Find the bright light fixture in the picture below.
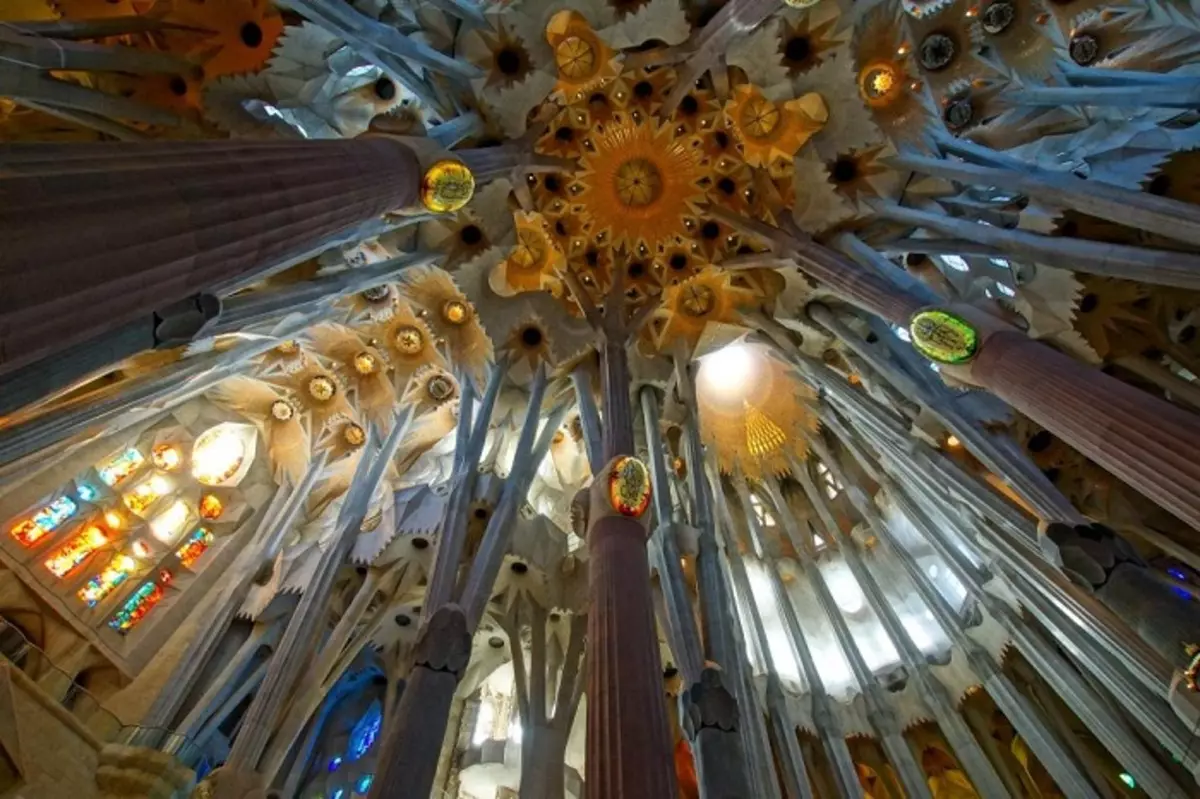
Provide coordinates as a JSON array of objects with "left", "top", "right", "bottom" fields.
[{"left": 697, "top": 341, "right": 760, "bottom": 406}]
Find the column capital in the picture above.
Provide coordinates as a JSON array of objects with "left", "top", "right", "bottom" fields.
[
  {"left": 413, "top": 604, "right": 473, "bottom": 679},
  {"left": 682, "top": 667, "right": 740, "bottom": 736}
]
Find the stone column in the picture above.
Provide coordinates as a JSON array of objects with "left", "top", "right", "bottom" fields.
[
  {"left": 583, "top": 317, "right": 678, "bottom": 796},
  {"left": 369, "top": 605, "right": 473, "bottom": 799},
  {"left": 894, "top": 149, "right": 1200, "bottom": 249},
  {"left": 586, "top": 510, "right": 678, "bottom": 798},
  {"left": 766, "top": 565, "right": 864, "bottom": 799},
  {"left": 872, "top": 201, "right": 1200, "bottom": 289},
  {"left": 641, "top": 386, "right": 704, "bottom": 685},
  {"left": 960, "top": 329, "right": 1200, "bottom": 535},
  {"left": 0, "top": 137, "right": 424, "bottom": 377}
]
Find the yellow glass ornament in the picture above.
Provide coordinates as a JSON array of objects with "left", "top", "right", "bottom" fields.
[
  {"left": 442, "top": 300, "right": 470, "bottom": 325},
  {"left": 608, "top": 456, "right": 652, "bottom": 518},
  {"left": 421, "top": 160, "right": 476, "bottom": 213}
]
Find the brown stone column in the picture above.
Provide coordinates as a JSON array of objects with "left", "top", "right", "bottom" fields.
[
  {"left": 968, "top": 330, "right": 1200, "bottom": 532},
  {"left": 587, "top": 513, "right": 678, "bottom": 797},
  {"left": 585, "top": 336, "right": 677, "bottom": 797},
  {"left": 0, "top": 138, "right": 422, "bottom": 376}
]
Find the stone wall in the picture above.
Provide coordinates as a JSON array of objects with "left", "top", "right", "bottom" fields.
[{"left": 0, "top": 660, "right": 103, "bottom": 799}]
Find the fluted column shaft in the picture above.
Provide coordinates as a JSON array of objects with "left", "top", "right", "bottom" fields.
[
  {"left": 586, "top": 515, "right": 678, "bottom": 797},
  {"left": 969, "top": 330, "right": 1200, "bottom": 538},
  {"left": 586, "top": 324, "right": 677, "bottom": 797},
  {"left": 0, "top": 138, "right": 421, "bottom": 376}
]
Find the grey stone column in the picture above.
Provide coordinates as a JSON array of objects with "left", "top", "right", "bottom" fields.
[
  {"left": 896, "top": 145, "right": 1200, "bottom": 249},
  {"left": 641, "top": 387, "right": 704, "bottom": 685},
  {"left": 224, "top": 417, "right": 409, "bottom": 780},
  {"left": 840, "top": 542, "right": 1010, "bottom": 798},
  {"left": 864, "top": 480, "right": 1107, "bottom": 799},
  {"left": 724, "top": 548, "right": 811, "bottom": 799},
  {"left": 765, "top": 564, "right": 865, "bottom": 799}
]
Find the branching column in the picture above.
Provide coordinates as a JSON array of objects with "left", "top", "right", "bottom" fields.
[
  {"left": 557, "top": 271, "right": 677, "bottom": 797},
  {"left": 0, "top": 138, "right": 422, "bottom": 377}
]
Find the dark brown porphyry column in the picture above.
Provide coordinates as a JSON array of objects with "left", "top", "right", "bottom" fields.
[{"left": 0, "top": 138, "right": 422, "bottom": 376}]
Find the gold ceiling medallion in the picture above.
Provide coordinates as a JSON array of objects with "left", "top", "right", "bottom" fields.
[
  {"left": 270, "top": 399, "right": 295, "bottom": 421},
  {"left": 608, "top": 456, "right": 652, "bottom": 518},
  {"left": 421, "top": 160, "right": 476, "bottom": 214},
  {"left": 393, "top": 325, "right": 425, "bottom": 355},
  {"left": 614, "top": 158, "right": 663, "bottom": 207},
  {"left": 442, "top": 300, "right": 470, "bottom": 325},
  {"left": 307, "top": 375, "right": 337, "bottom": 402},
  {"left": 574, "top": 117, "right": 706, "bottom": 251},
  {"left": 353, "top": 351, "right": 380, "bottom": 375},
  {"left": 725, "top": 85, "right": 828, "bottom": 167},
  {"left": 546, "top": 11, "right": 620, "bottom": 101},
  {"left": 343, "top": 423, "right": 367, "bottom": 447},
  {"left": 858, "top": 62, "right": 901, "bottom": 107}
]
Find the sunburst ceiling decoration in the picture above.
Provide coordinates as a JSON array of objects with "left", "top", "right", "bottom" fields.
[{"left": 572, "top": 115, "right": 708, "bottom": 252}]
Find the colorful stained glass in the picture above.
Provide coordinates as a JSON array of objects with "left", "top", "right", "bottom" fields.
[
  {"left": 198, "top": 494, "right": 223, "bottom": 520},
  {"left": 123, "top": 475, "right": 172, "bottom": 515},
  {"left": 176, "top": 528, "right": 213, "bottom": 568},
  {"left": 329, "top": 756, "right": 343, "bottom": 773},
  {"left": 150, "top": 500, "right": 191, "bottom": 543},
  {"left": 77, "top": 484, "right": 99, "bottom": 502},
  {"left": 79, "top": 555, "right": 137, "bottom": 606},
  {"left": 191, "top": 424, "right": 250, "bottom": 486},
  {"left": 151, "top": 444, "right": 182, "bottom": 471},
  {"left": 349, "top": 703, "right": 382, "bottom": 760},
  {"left": 607, "top": 456, "right": 652, "bottom": 518},
  {"left": 45, "top": 524, "right": 108, "bottom": 578},
  {"left": 98, "top": 448, "right": 145, "bottom": 488},
  {"left": 908, "top": 309, "right": 979, "bottom": 365},
  {"left": 355, "top": 775, "right": 373, "bottom": 794},
  {"left": 109, "top": 580, "right": 165, "bottom": 633},
  {"left": 10, "top": 495, "right": 78, "bottom": 546}
]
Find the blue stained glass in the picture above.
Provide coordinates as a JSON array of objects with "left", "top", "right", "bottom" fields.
[
  {"left": 1173, "top": 587, "right": 1192, "bottom": 601},
  {"left": 328, "top": 755, "right": 342, "bottom": 773},
  {"left": 77, "top": 484, "right": 99, "bottom": 502},
  {"left": 1169, "top": 567, "right": 1188, "bottom": 580},
  {"left": 33, "top": 496, "right": 77, "bottom": 531},
  {"left": 331, "top": 790, "right": 345, "bottom": 799},
  {"left": 349, "top": 703, "right": 382, "bottom": 761},
  {"left": 355, "top": 775, "right": 373, "bottom": 794}
]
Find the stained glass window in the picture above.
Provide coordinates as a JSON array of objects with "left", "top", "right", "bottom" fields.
[
  {"left": 176, "top": 528, "right": 213, "bottom": 569},
  {"left": 329, "top": 755, "right": 342, "bottom": 773},
  {"left": 123, "top": 475, "right": 172, "bottom": 515},
  {"left": 349, "top": 703, "right": 382, "bottom": 760},
  {"left": 79, "top": 554, "right": 137, "bottom": 606},
  {"left": 109, "top": 577, "right": 167, "bottom": 633},
  {"left": 77, "top": 484, "right": 99, "bottom": 502},
  {"left": 191, "top": 424, "right": 251, "bottom": 486},
  {"left": 45, "top": 524, "right": 108, "bottom": 578},
  {"left": 355, "top": 775, "right": 373, "bottom": 794},
  {"left": 10, "top": 495, "right": 78, "bottom": 546},
  {"left": 98, "top": 448, "right": 145, "bottom": 488},
  {"left": 151, "top": 444, "right": 181, "bottom": 471},
  {"left": 150, "top": 500, "right": 190, "bottom": 543}
]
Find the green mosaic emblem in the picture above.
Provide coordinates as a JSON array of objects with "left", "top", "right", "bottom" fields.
[{"left": 909, "top": 309, "right": 979, "bottom": 365}]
